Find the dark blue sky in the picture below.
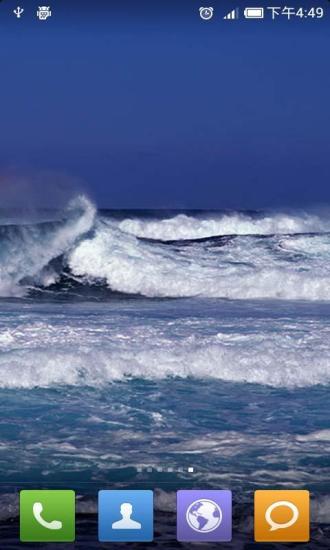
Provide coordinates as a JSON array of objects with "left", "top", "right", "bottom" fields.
[{"left": 0, "top": 0, "right": 329, "bottom": 209}]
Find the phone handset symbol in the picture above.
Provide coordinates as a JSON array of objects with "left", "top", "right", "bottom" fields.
[{"left": 33, "top": 502, "right": 63, "bottom": 530}]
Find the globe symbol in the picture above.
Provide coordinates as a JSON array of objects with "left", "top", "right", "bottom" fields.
[{"left": 186, "top": 499, "right": 222, "bottom": 533}]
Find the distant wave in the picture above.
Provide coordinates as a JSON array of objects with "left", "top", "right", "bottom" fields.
[
  {"left": 1, "top": 195, "right": 330, "bottom": 301},
  {"left": 119, "top": 212, "right": 330, "bottom": 241}
]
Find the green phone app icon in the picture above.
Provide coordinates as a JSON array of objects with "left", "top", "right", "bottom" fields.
[{"left": 20, "top": 490, "right": 75, "bottom": 542}]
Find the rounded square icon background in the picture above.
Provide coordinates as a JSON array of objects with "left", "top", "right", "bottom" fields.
[
  {"left": 254, "top": 490, "right": 310, "bottom": 542},
  {"left": 177, "top": 490, "right": 232, "bottom": 542},
  {"left": 98, "top": 490, "right": 153, "bottom": 542},
  {"left": 20, "top": 490, "right": 75, "bottom": 542}
]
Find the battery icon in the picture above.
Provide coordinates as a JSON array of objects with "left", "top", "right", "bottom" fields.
[{"left": 244, "top": 7, "right": 264, "bottom": 19}]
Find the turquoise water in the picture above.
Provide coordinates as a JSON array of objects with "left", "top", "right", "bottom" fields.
[{"left": 0, "top": 298, "right": 329, "bottom": 547}]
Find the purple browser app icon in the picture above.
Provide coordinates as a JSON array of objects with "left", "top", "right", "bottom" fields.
[{"left": 177, "top": 490, "right": 232, "bottom": 542}]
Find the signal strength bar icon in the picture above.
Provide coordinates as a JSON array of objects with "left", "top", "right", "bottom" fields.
[{"left": 223, "top": 8, "right": 239, "bottom": 20}]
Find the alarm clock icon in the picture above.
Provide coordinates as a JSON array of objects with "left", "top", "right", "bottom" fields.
[{"left": 199, "top": 7, "right": 214, "bottom": 21}]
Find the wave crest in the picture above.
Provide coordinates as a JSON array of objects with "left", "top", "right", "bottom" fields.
[
  {"left": 1, "top": 200, "right": 330, "bottom": 301},
  {"left": 119, "top": 212, "right": 330, "bottom": 241},
  {"left": 68, "top": 222, "right": 330, "bottom": 300},
  {"left": 0, "top": 335, "right": 329, "bottom": 389},
  {"left": 0, "top": 195, "right": 96, "bottom": 297}
]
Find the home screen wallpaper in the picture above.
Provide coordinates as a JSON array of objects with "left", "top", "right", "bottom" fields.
[{"left": 0, "top": 0, "right": 329, "bottom": 547}]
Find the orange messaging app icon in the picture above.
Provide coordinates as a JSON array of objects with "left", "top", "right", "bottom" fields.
[{"left": 254, "top": 490, "right": 310, "bottom": 542}]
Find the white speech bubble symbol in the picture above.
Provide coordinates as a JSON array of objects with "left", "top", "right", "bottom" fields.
[{"left": 265, "top": 500, "right": 299, "bottom": 531}]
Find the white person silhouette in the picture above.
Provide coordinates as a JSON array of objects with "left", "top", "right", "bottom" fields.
[{"left": 112, "top": 502, "right": 142, "bottom": 530}]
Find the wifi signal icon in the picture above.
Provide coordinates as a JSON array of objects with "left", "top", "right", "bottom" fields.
[{"left": 223, "top": 8, "right": 239, "bottom": 20}]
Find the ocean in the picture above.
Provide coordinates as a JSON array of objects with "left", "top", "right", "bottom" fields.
[{"left": 0, "top": 196, "right": 329, "bottom": 548}]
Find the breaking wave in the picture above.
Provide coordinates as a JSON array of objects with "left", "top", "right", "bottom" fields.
[
  {"left": 0, "top": 334, "right": 329, "bottom": 388},
  {"left": 119, "top": 211, "right": 330, "bottom": 241},
  {"left": 1, "top": 195, "right": 330, "bottom": 301},
  {"left": 0, "top": 195, "right": 95, "bottom": 297}
]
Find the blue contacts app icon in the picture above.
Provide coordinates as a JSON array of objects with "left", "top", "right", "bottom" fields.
[{"left": 98, "top": 490, "right": 153, "bottom": 542}]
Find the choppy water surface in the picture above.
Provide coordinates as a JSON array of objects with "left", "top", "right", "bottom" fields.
[{"left": 0, "top": 199, "right": 329, "bottom": 547}]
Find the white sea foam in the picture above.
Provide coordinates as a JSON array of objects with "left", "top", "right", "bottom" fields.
[
  {"left": 1, "top": 197, "right": 330, "bottom": 301},
  {"left": 68, "top": 221, "right": 330, "bottom": 300},
  {"left": 119, "top": 212, "right": 330, "bottom": 241},
  {"left": 296, "top": 430, "right": 330, "bottom": 442},
  {"left": 0, "top": 327, "right": 329, "bottom": 388},
  {"left": 0, "top": 195, "right": 95, "bottom": 297},
  {"left": 279, "top": 234, "right": 330, "bottom": 256}
]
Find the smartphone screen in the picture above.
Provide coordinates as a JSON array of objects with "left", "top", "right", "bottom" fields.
[{"left": 0, "top": 1, "right": 329, "bottom": 547}]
